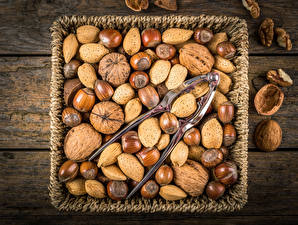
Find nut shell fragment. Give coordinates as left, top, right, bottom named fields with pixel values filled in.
left=242, top=0, right=260, bottom=19
left=275, top=27, right=292, bottom=51
left=267, top=69, right=293, bottom=87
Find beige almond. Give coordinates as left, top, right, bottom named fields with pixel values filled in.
left=63, top=33, right=79, bottom=63
left=77, top=63, right=97, bottom=89
left=159, top=185, right=187, bottom=201
left=165, top=64, right=188, bottom=90
left=214, top=55, right=236, bottom=74
left=125, top=98, right=142, bottom=123
left=162, top=28, right=194, bottom=45
left=211, top=90, right=228, bottom=111
left=101, top=164, right=127, bottom=181
left=66, top=178, right=86, bottom=196
left=171, top=93, right=197, bottom=118
left=207, top=32, right=228, bottom=54
left=212, top=69, right=232, bottom=94
left=138, top=117, right=161, bottom=147
left=156, top=133, right=170, bottom=151
left=117, top=153, right=144, bottom=182
left=191, top=82, right=209, bottom=99
left=149, top=60, right=171, bottom=85
left=188, top=145, right=205, bottom=162
left=97, top=143, right=122, bottom=167
left=170, top=141, right=189, bottom=167
left=144, top=49, right=159, bottom=62
left=200, top=115, right=223, bottom=149
left=112, top=83, right=135, bottom=105
left=79, top=43, right=109, bottom=63
left=123, top=27, right=141, bottom=56
left=77, top=25, right=100, bottom=44
left=85, top=180, right=105, bottom=198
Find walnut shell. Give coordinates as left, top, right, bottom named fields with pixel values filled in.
left=179, top=43, right=214, bottom=76
left=98, top=53, right=131, bottom=87
left=173, top=160, right=209, bottom=196
left=90, top=101, right=124, bottom=134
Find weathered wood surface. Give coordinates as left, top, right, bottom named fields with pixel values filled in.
left=0, top=0, right=297, bottom=55
left=0, top=56, right=297, bottom=149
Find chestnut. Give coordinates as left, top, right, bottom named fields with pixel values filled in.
left=136, top=147, right=160, bottom=167
left=107, top=180, right=128, bottom=201
left=216, top=41, right=236, bottom=59
left=138, top=85, right=160, bottom=109
left=219, top=146, right=229, bottom=158
left=170, top=55, right=180, bottom=65
left=130, top=52, right=152, bottom=71
left=73, top=88, right=96, bottom=112
left=141, top=28, right=161, bottom=48
left=214, top=161, right=238, bottom=186
left=159, top=112, right=179, bottom=134
left=194, top=28, right=214, bottom=44
left=80, top=161, right=98, bottom=180
left=121, top=130, right=142, bottom=154
left=64, top=59, right=81, bottom=79
left=223, top=124, right=236, bottom=146
left=94, top=80, right=114, bottom=101
left=129, top=71, right=149, bottom=89
left=155, top=165, right=173, bottom=186
left=58, top=160, right=79, bottom=182
left=156, top=44, right=176, bottom=60
left=201, top=148, right=223, bottom=168
left=206, top=181, right=225, bottom=200
left=218, top=101, right=234, bottom=124
left=99, top=29, right=122, bottom=48
left=62, top=107, right=82, bottom=127
left=141, top=180, right=159, bottom=199
left=183, top=128, right=201, bottom=146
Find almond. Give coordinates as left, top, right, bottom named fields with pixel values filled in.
left=85, top=180, right=105, bottom=198
left=66, top=178, right=86, bottom=196
left=77, top=25, right=100, bottom=44
left=171, top=93, right=197, bottom=118
left=123, top=28, right=141, bottom=56
left=212, top=90, right=228, bottom=111
left=144, top=49, right=159, bottom=62
left=112, top=83, right=135, bottom=105
left=214, top=55, right=236, bottom=74
left=149, top=60, right=171, bottom=85
left=200, top=115, right=223, bottom=149
left=138, top=117, right=161, bottom=147
left=97, top=143, right=122, bottom=167
left=207, top=32, right=228, bottom=54
left=79, top=43, right=109, bottom=63
left=159, top=185, right=187, bottom=200
left=117, top=153, right=144, bottom=182
left=165, top=64, right=187, bottom=90
left=124, top=98, right=142, bottom=123
left=63, top=34, right=79, bottom=63
left=162, top=28, right=194, bottom=45
left=212, top=69, right=232, bottom=94
left=188, top=145, right=205, bottom=162
left=156, top=133, right=170, bottom=150
left=77, top=63, right=97, bottom=89
left=101, top=164, right=127, bottom=181
left=170, top=141, right=189, bottom=167
left=191, top=82, right=209, bottom=98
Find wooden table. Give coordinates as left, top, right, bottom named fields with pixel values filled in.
left=0, top=1, right=297, bottom=224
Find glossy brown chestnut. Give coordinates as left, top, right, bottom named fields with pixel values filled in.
left=94, top=80, right=114, bottom=101
left=216, top=41, right=236, bottom=59
left=183, top=128, right=201, bottom=146
left=219, top=146, right=229, bottom=158
left=107, top=180, right=128, bottom=201
left=206, top=181, right=225, bottom=200
left=218, top=101, right=235, bottom=124
left=159, top=112, right=179, bottom=134
left=73, top=88, right=96, bottom=112
left=141, top=28, right=161, bottom=48
left=223, top=124, right=237, bottom=146
left=156, top=44, right=176, bottom=60
left=130, top=52, right=152, bottom=71
left=214, top=161, right=238, bottom=186
left=170, top=55, right=180, bottom=65
left=80, top=161, right=98, bottom=180
left=99, top=29, right=122, bottom=48
left=64, top=59, right=81, bottom=79
left=155, top=165, right=173, bottom=186
left=201, top=148, right=224, bottom=168
left=136, top=147, right=160, bottom=167
left=129, top=71, right=149, bottom=89
left=141, top=180, right=159, bottom=199
left=58, top=160, right=79, bottom=182
left=121, top=130, right=142, bottom=153
left=62, top=107, right=82, bottom=127
left=194, top=28, right=214, bottom=44
left=138, top=85, right=160, bottom=109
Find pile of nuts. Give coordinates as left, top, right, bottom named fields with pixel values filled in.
left=59, top=24, right=239, bottom=201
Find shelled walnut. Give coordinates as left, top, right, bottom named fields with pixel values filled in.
left=258, top=18, right=274, bottom=47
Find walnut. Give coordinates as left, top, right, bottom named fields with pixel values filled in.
left=258, top=18, right=274, bottom=47
left=90, top=101, right=124, bottom=134
left=275, top=28, right=292, bottom=51
left=154, top=0, right=177, bottom=11
left=267, top=69, right=293, bottom=87
left=125, top=0, right=149, bottom=12
left=242, top=0, right=260, bottom=19
left=98, top=53, right=131, bottom=87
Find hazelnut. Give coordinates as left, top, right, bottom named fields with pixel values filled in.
left=218, top=101, right=235, bottom=124
left=64, top=78, right=83, bottom=106
left=97, top=172, right=110, bottom=184
left=136, top=147, right=160, bottom=167
left=216, top=41, right=236, bottom=59
left=94, top=80, right=114, bottom=101
left=170, top=55, right=180, bottom=65
left=73, top=88, right=96, bottom=112
left=107, top=180, right=128, bottom=201
left=201, top=148, right=223, bottom=168
left=58, top=160, right=79, bottom=182
left=80, top=161, right=98, bottom=180
left=129, top=71, right=149, bottom=89
left=214, top=161, right=238, bottom=186
left=183, top=128, right=201, bottom=146
left=62, top=107, right=82, bottom=127
left=155, top=165, right=173, bottom=186
left=130, top=52, right=152, bottom=71
left=121, top=131, right=142, bottom=154
left=219, top=146, right=229, bottom=158
left=141, top=28, right=161, bottom=47
left=99, top=29, right=122, bottom=48
left=156, top=83, right=169, bottom=99
left=156, top=44, right=176, bottom=60
left=206, top=181, right=225, bottom=200
left=138, top=85, right=160, bottom=109
left=194, top=28, right=214, bottom=44
left=159, top=112, right=179, bottom=134
left=223, top=124, right=237, bottom=146
left=129, top=179, right=139, bottom=189
left=64, top=59, right=81, bottom=79
left=141, top=180, right=159, bottom=199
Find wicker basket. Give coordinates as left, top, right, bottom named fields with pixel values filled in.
left=49, top=15, right=249, bottom=213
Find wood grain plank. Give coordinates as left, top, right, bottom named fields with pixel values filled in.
left=0, top=0, right=297, bottom=55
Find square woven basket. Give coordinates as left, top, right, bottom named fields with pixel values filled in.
left=49, top=15, right=249, bottom=213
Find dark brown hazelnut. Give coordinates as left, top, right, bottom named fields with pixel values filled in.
left=216, top=41, right=236, bottom=59
left=206, top=181, right=225, bottom=200
left=141, top=28, right=161, bottom=48
left=80, top=161, right=98, bottom=180
left=129, top=179, right=139, bottom=189
left=218, top=101, right=234, bottom=124
left=156, top=44, right=176, bottom=60
left=73, top=88, right=96, bottom=112
left=156, top=83, right=168, bottom=99
left=94, top=80, right=114, bottom=101
left=201, top=148, right=223, bottom=168
left=64, top=78, right=83, bottom=106
left=170, top=55, right=180, bottom=65
left=223, top=124, right=237, bottom=146
left=214, top=161, right=238, bottom=186
left=155, top=165, right=173, bottom=186
left=58, top=160, right=79, bottom=182
left=136, top=147, right=160, bottom=167
left=194, top=28, right=214, bottom=44
left=129, top=71, right=149, bottom=89
left=107, top=181, right=128, bottom=201
left=140, top=180, right=159, bottom=199
left=138, top=85, right=160, bottom=109
left=121, top=131, right=142, bottom=154
left=219, top=146, right=229, bottom=158
left=130, top=52, right=152, bottom=71
left=99, top=29, right=122, bottom=48
left=64, top=59, right=81, bottom=79
left=159, top=112, right=179, bottom=134
left=183, top=128, right=201, bottom=146
left=62, top=107, right=82, bottom=127
left=97, top=172, right=110, bottom=183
